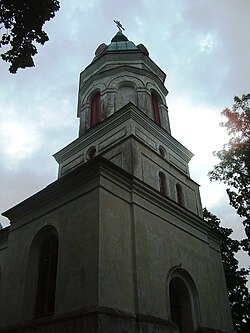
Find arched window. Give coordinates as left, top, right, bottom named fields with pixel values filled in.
left=159, top=172, right=167, bottom=196
left=169, top=271, right=200, bottom=333
left=90, top=92, right=101, bottom=127
left=151, top=92, right=161, bottom=125
left=169, top=282, right=182, bottom=329
left=35, top=235, right=58, bottom=317
left=176, top=183, right=184, bottom=206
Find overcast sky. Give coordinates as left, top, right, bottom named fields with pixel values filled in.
left=0, top=0, right=249, bottom=267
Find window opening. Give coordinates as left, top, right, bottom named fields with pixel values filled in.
left=35, top=235, right=58, bottom=317
left=151, top=92, right=161, bottom=125
left=159, top=172, right=167, bottom=195
left=169, top=275, right=196, bottom=333
left=170, top=282, right=182, bottom=332
left=176, top=183, right=184, bottom=206
left=90, top=92, right=101, bottom=127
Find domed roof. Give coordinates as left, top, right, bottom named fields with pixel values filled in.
left=106, top=32, right=139, bottom=52
left=111, top=31, right=129, bottom=42
left=94, top=32, right=149, bottom=59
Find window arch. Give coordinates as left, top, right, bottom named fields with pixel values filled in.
left=159, top=172, right=167, bottom=196
left=90, top=91, right=101, bottom=127
left=176, top=183, right=185, bottom=206
left=151, top=91, right=161, bottom=125
left=35, top=234, right=58, bottom=317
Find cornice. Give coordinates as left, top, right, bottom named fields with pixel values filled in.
left=97, top=158, right=213, bottom=242
left=2, top=156, right=217, bottom=246
left=82, top=52, right=166, bottom=84
left=0, top=226, right=10, bottom=246
left=132, top=178, right=210, bottom=237
left=2, top=157, right=106, bottom=225
left=0, top=305, right=177, bottom=332
left=79, top=65, right=168, bottom=97
left=55, top=103, right=193, bottom=165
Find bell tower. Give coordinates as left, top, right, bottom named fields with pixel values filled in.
left=54, top=31, right=202, bottom=219
left=77, top=31, right=170, bottom=136
left=0, top=30, right=234, bottom=333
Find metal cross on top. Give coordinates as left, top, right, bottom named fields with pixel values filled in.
left=113, top=20, right=125, bottom=32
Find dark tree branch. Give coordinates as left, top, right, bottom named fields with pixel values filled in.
left=0, top=0, right=60, bottom=73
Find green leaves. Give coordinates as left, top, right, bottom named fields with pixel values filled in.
left=222, top=94, right=250, bottom=142
left=0, top=0, right=60, bottom=73
left=209, top=94, right=250, bottom=255
left=204, top=208, right=250, bottom=332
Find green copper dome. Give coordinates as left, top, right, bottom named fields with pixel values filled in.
left=111, top=31, right=128, bottom=42
left=106, top=32, right=139, bottom=52
left=93, top=32, right=149, bottom=61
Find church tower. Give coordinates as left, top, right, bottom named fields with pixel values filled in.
left=0, top=30, right=234, bottom=333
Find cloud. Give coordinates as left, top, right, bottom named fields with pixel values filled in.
left=181, top=0, right=250, bottom=101
left=198, top=33, right=216, bottom=53
left=0, top=0, right=249, bottom=274
left=168, top=95, right=230, bottom=209
left=0, top=120, right=41, bottom=166
left=0, top=166, right=56, bottom=228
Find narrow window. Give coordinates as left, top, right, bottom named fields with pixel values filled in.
left=90, top=92, right=101, bottom=127
left=176, top=184, right=184, bottom=206
left=159, top=172, right=167, bottom=195
left=151, top=92, right=161, bottom=125
left=170, top=282, right=182, bottom=331
left=169, top=274, right=197, bottom=333
left=35, top=235, right=58, bottom=317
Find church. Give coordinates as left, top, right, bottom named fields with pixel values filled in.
left=0, top=28, right=234, bottom=333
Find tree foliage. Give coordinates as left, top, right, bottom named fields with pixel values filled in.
left=209, top=94, right=250, bottom=255
left=204, top=208, right=250, bottom=332
left=0, top=0, right=60, bottom=73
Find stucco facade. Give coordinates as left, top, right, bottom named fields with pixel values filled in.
left=0, top=31, right=234, bottom=332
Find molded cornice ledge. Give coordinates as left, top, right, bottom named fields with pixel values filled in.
left=81, top=52, right=166, bottom=86
left=55, top=103, right=193, bottom=166
left=2, top=155, right=218, bottom=247
left=1, top=157, right=131, bottom=226
left=2, top=156, right=108, bottom=224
